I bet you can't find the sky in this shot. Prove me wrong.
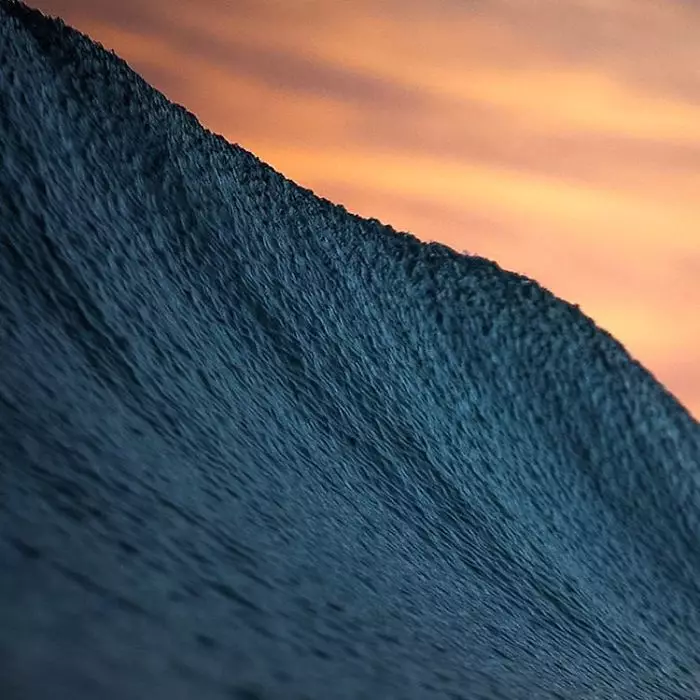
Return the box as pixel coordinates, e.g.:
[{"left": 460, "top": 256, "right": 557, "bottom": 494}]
[{"left": 30, "top": 0, "right": 700, "bottom": 418}]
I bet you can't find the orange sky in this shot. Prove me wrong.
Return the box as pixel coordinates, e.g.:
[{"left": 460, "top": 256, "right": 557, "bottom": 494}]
[{"left": 31, "top": 0, "right": 700, "bottom": 418}]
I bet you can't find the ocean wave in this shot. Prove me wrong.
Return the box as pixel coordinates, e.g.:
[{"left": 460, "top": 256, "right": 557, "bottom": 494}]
[{"left": 1, "top": 2, "right": 699, "bottom": 698}]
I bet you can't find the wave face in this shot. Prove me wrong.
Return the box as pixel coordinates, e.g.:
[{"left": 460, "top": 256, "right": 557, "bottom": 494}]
[{"left": 1, "top": 2, "right": 699, "bottom": 698}]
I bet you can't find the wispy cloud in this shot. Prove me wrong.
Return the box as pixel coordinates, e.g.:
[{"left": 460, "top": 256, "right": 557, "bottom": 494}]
[{"left": 32, "top": 0, "right": 700, "bottom": 416}]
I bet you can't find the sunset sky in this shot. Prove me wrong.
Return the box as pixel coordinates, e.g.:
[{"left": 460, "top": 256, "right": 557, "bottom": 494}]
[{"left": 31, "top": 0, "right": 700, "bottom": 417}]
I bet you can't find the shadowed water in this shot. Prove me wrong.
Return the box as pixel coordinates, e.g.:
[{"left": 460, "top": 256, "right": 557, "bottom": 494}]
[{"left": 1, "top": 2, "right": 699, "bottom": 698}]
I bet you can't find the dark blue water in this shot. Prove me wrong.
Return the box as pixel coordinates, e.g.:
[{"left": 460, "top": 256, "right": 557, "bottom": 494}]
[{"left": 1, "top": 2, "right": 699, "bottom": 698}]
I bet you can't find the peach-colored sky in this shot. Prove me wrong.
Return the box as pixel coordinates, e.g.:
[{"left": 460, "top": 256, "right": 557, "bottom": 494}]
[{"left": 31, "top": 0, "right": 700, "bottom": 418}]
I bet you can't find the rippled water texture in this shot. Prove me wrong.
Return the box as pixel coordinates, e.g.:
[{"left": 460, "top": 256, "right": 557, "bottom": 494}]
[{"left": 1, "top": 2, "right": 699, "bottom": 698}]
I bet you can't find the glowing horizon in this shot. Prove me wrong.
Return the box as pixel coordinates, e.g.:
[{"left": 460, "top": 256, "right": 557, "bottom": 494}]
[{"left": 30, "top": 0, "right": 700, "bottom": 417}]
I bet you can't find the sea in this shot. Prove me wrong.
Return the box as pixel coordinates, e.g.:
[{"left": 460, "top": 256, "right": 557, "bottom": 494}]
[{"left": 1, "top": 2, "right": 699, "bottom": 698}]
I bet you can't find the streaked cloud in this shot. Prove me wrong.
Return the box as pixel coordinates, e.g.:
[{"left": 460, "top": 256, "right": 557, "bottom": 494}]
[{"left": 32, "top": 0, "right": 700, "bottom": 416}]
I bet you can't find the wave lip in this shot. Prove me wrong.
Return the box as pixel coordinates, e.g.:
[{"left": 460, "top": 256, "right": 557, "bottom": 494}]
[{"left": 1, "top": 1, "right": 699, "bottom": 698}]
